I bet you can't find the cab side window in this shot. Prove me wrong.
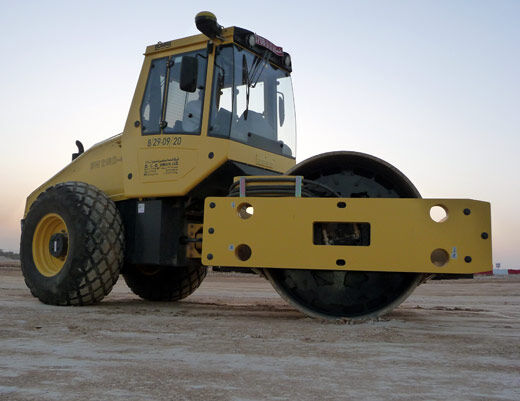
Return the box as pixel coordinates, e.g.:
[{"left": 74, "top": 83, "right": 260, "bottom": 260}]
[
  {"left": 140, "top": 58, "right": 168, "bottom": 135},
  {"left": 140, "top": 50, "right": 207, "bottom": 136}
]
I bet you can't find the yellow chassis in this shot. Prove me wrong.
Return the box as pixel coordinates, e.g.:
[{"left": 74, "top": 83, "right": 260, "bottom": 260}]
[{"left": 202, "top": 197, "right": 492, "bottom": 274}]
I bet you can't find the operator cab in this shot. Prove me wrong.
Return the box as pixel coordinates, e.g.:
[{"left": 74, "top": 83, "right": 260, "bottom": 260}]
[{"left": 139, "top": 18, "right": 296, "bottom": 159}]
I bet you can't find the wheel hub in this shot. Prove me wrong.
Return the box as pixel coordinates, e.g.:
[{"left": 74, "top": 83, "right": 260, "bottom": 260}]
[{"left": 49, "top": 233, "right": 68, "bottom": 258}]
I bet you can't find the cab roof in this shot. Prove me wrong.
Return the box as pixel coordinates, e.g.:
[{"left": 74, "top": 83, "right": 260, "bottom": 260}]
[
  {"left": 144, "top": 26, "right": 292, "bottom": 72},
  {"left": 144, "top": 26, "right": 236, "bottom": 56}
]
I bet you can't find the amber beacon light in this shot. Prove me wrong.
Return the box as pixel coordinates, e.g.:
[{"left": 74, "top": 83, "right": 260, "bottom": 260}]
[{"left": 195, "top": 11, "right": 223, "bottom": 39}]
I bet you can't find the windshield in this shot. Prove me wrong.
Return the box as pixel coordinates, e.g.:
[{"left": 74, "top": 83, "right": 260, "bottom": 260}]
[{"left": 209, "top": 45, "right": 296, "bottom": 158}]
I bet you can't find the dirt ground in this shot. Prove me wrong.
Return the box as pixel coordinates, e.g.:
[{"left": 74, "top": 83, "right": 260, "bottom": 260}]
[{"left": 0, "top": 266, "right": 519, "bottom": 401}]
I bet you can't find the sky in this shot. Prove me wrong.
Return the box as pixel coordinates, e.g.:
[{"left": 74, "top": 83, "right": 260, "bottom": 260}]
[{"left": 0, "top": 1, "right": 518, "bottom": 268}]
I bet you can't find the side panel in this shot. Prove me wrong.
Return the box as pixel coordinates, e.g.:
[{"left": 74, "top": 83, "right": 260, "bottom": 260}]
[
  {"left": 121, "top": 135, "right": 294, "bottom": 198},
  {"left": 202, "top": 197, "right": 492, "bottom": 274},
  {"left": 24, "top": 135, "right": 124, "bottom": 216}
]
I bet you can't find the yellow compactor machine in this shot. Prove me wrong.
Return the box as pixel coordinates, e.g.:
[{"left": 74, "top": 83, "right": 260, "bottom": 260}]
[{"left": 20, "top": 12, "right": 492, "bottom": 320}]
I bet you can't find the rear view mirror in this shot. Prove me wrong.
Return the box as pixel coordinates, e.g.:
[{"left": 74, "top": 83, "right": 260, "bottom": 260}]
[{"left": 180, "top": 56, "right": 198, "bottom": 92}]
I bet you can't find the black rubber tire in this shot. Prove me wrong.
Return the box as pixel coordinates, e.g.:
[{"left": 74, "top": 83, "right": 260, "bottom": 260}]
[
  {"left": 20, "top": 182, "right": 124, "bottom": 305},
  {"left": 122, "top": 263, "right": 207, "bottom": 302}
]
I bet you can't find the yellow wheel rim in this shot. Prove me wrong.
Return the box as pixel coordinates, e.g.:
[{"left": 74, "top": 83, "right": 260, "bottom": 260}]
[{"left": 32, "top": 213, "right": 69, "bottom": 277}]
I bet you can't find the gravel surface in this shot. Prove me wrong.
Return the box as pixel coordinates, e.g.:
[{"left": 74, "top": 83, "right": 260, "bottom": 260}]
[{"left": 1, "top": 267, "right": 519, "bottom": 401}]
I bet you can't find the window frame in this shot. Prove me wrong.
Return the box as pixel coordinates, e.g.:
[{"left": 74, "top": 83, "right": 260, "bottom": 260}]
[
  {"left": 140, "top": 49, "right": 208, "bottom": 136},
  {"left": 207, "top": 45, "right": 235, "bottom": 139},
  {"left": 140, "top": 57, "right": 169, "bottom": 136}
]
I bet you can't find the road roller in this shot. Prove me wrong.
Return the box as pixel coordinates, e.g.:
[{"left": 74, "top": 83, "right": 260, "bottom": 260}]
[{"left": 20, "top": 12, "right": 492, "bottom": 320}]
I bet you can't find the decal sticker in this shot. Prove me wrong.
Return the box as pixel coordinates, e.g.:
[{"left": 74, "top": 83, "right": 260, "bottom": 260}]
[
  {"left": 146, "top": 137, "right": 182, "bottom": 147},
  {"left": 451, "top": 247, "right": 458, "bottom": 259},
  {"left": 154, "top": 41, "right": 172, "bottom": 50},
  {"left": 143, "top": 157, "right": 180, "bottom": 176},
  {"left": 90, "top": 156, "right": 122, "bottom": 170}
]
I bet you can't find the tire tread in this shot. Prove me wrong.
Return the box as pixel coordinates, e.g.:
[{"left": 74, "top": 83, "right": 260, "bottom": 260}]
[
  {"left": 123, "top": 264, "right": 206, "bottom": 302},
  {"left": 21, "top": 182, "right": 124, "bottom": 306}
]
